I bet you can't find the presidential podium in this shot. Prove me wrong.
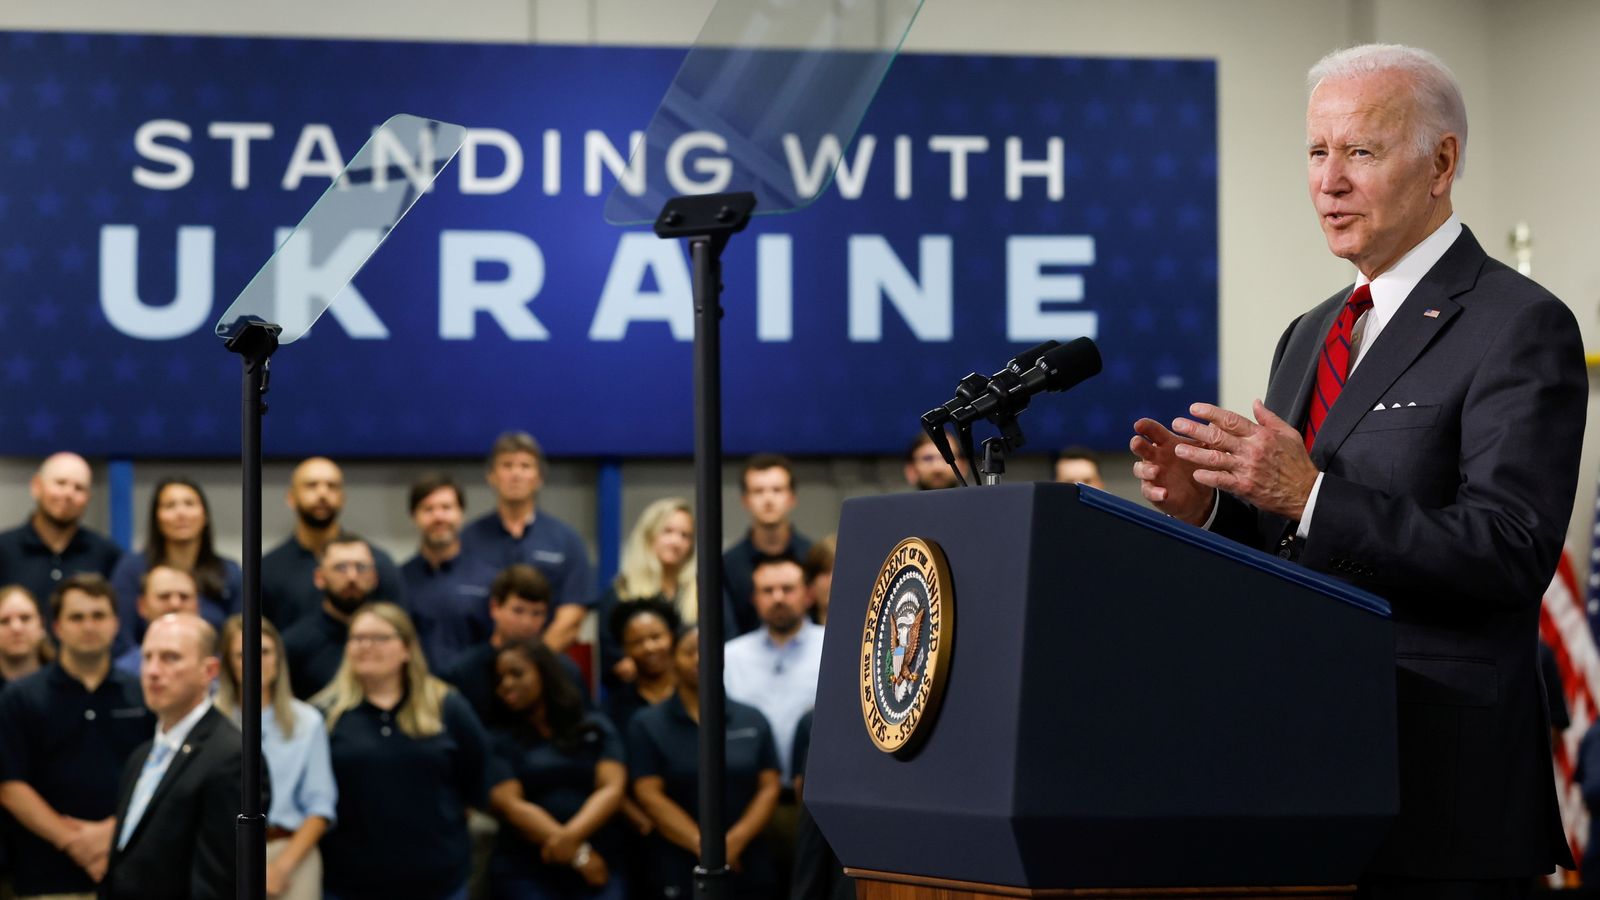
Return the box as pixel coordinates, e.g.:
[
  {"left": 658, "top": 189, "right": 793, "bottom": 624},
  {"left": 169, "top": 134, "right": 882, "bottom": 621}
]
[{"left": 805, "top": 483, "right": 1398, "bottom": 899}]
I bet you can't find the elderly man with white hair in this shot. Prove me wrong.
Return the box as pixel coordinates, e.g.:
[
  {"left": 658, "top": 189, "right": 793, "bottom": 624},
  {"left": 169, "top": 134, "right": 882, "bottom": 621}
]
[{"left": 1133, "top": 44, "right": 1583, "bottom": 893}]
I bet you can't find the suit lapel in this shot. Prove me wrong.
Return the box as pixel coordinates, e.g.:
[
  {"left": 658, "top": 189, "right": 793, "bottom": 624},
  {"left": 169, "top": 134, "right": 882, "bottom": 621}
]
[
  {"left": 121, "top": 708, "right": 216, "bottom": 850},
  {"left": 1267, "top": 298, "right": 1343, "bottom": 428},
  {"left": 1300, "top": 227, "right": 1486, "bottom": 467}
]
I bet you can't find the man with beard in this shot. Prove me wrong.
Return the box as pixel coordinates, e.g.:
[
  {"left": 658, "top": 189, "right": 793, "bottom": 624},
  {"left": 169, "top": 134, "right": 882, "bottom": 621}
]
[
  {"left": 401, "top": 473, "right": 497, "bottom": 672},
  {"left": 902, "top": 432, "right": 968, "bottom": 491},
  {"left": 261, "top": 457, "right": 405, "bottom": 632},
  {"left": 281, "top": 536, "right": 381, "bottom": 699},
  {"left": 722, "top": 557, "right": 822, "bottom": 783},
  {"left": 0, "top": 453, "right": 122, "bottom": 608}
]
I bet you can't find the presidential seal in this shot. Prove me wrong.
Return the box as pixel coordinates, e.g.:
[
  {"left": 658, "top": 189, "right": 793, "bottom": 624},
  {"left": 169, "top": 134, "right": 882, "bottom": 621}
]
[{"left": 860, "top": 536, "right": 953, "bottom": 754}]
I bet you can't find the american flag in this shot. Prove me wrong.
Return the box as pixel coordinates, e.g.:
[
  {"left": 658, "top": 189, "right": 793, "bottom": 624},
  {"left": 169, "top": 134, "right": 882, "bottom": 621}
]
[{"left": 1540, "top": 538, "right": 1600, "bottom": 886}]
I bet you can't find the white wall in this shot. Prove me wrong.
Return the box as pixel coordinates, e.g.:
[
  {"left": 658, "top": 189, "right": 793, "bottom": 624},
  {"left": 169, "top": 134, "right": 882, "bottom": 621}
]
[{"left": 3, "top": 0, "right": 1598, "bottom": 568}]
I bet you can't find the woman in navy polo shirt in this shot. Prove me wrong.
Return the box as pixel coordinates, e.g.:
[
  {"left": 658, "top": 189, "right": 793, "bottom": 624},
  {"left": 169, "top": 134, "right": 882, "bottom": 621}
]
[
  {"left": 627, "top": 625, "right": 781, "bottom": 899},
  {"left": 487, "top": 639, "right": 627, "bottom": 899},
  {"left": 109, "top": 477, "right": 241, "bottom": 649},
  {"left": 313, "top": 602, "right": 490, "bottom": 900}
]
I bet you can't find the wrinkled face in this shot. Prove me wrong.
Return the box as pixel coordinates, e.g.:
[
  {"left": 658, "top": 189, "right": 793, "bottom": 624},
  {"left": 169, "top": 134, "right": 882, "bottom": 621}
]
[
  {"left": 495, "top": 649, "right": 543, "bottom": 713},
  {"left": 138, "top": 566, "right": 200, "bottom": 622},
  {"left": 141, "top": 616, "right": 217, "bottom": 721},
  {"left": 227, "top": 630, "right": 281, "bottom": 693},
  {"left": 314, "top": 542, "right": 378, "bottom": 614},
  {"left": 1306, "top": 73, "right": 1453, "bottom": 279},
  {"left": 752, "top": 560, "right": 811, "bottom": 635},
  {"left": 53, "top": 589, "right": 117, "bottom": 657},
  {"left": 156, "top": 483, "right": 206, "bottom": 544},
  {"left": 489, "top": 594, "right": 550, "bottom": 643},
  {"left": 413, "top": 486, "right": 464, "bottom": 550},
  {"left": 673, "top": 628, "right": 700, "bottom": 691},
  {"left": 0, "top": 591, "right": 46, "bottom": 659},
  {"left": 1054, "top": 458, "right": 1105, "bottom": 489},
  {"left": 288, "top": 458, "right": 344, "bottom": 529},
  {"left": 488, "top": 451, "right": 542, "bottom": 506},
  {"left": 741, "top": 467, "right": 795, "bottom": 527},
  {"left": 346, "top": 612, "right": 409, "bottom": 682},
  {"left": 621, "top": 612, "right": 674, "bottom": 679},
  {"left": 906, "top": 442, "right": 957, "bottom": 490},
  {"left": 651, "top": 510, "right": 694, "bottom": 570},
  {"left": 31, "top": 454, "right": 92, "bottom": 529}
]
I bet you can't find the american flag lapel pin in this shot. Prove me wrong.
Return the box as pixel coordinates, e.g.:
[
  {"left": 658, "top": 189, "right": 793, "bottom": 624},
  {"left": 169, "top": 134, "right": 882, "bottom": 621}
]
[{"left": 1423, "top": 309, "right": 1440, "bottom": 318}]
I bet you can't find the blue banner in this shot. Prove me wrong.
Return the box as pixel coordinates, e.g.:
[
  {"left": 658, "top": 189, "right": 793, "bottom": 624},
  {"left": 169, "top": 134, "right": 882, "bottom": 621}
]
[{"left": 0, "top": 32, "right": 1216, "bottom": 458}]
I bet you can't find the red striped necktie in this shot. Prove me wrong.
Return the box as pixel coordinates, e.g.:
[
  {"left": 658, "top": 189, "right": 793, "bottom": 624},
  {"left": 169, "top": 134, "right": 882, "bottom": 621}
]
[{"left": 1304, "top": 283, "right": 1374, "bottom": 452}]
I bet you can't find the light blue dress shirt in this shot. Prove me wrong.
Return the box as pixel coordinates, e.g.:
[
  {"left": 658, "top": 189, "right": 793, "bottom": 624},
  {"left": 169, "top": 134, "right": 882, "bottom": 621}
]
[
  {"left": 723, "top": 619, "right": 825, "bottom": 781},
  {"left": 253, "top": 698, "right": 338, "bottom": 830}
]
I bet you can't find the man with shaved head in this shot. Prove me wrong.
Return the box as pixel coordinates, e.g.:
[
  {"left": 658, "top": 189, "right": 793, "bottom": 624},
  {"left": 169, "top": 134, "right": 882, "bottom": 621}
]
[
  {"left": 0, "top": 452, "right": 122, "bottom": 608},
  {"left": 260, "top": 456, "right": 405, "bottom": 632},
  {"left": 104, "top": 612, "right": 259, "bottom": 900}
]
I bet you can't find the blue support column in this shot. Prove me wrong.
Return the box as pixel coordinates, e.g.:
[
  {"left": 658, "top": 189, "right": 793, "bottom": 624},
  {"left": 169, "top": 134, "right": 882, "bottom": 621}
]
[
  {"left": 108, "top": 459, "right": 135, "bottom": 551},
  {"left": 597, "top": 459, "right": 623, "bottom": 589}
]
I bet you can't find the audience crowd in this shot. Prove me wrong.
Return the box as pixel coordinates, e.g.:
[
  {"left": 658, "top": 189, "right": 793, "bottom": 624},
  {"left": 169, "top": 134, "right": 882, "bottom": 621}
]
[{"left": 0, "top": 434, "right": 1092, "bottom": 899}]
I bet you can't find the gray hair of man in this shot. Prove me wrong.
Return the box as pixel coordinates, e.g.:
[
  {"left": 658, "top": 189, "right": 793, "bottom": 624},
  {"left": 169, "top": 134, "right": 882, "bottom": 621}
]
[{"left": 1306, "top": 43, "right": 1469, "bottom": 178}]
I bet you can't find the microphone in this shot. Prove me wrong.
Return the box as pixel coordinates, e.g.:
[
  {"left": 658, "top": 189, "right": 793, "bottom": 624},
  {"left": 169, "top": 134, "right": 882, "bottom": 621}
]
[{"left": 951, "top": 337, "right": 1102, "bottom": 425}]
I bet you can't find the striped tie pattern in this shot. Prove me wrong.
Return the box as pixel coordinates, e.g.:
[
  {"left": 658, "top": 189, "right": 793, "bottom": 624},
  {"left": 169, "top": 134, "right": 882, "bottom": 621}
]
[{"left": 1304, "top": 283, "right": 1374, "bottom": 452}]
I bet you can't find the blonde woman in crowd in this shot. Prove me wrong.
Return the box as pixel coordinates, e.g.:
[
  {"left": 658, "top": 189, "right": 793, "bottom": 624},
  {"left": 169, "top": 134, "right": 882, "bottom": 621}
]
[
  {"left": 0, "top": 584, "right": 53, "bottom": 689},
  {"left": 595, "top": 498, "right": 697, "bottom": 688},
  {"left": 313, "top": 602, "right": 489, "bottom": 900},
  {"left": 217, "top": 615, "right": 336, "bottom": 900}
]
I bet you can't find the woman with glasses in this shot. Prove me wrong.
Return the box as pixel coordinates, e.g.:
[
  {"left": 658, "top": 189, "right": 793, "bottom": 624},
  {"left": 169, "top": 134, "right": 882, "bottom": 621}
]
[
  {"left": 217, "top": 615, "right": 337, "bottom": 900},
  {"left": 313, "top": 602, "right": 490, "bottom": 900}
]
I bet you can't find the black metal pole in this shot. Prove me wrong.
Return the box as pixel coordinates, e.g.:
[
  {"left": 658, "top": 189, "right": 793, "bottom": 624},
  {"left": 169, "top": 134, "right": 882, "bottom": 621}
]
[
  {"left": 225, "top": 321, "right": 279, "bottom": 900},
  {"left": 690, "top": 232, "right": 729, "bottom": 900},
  {"left": 653, "top": 192, "right": 753, "bottom": 900}
]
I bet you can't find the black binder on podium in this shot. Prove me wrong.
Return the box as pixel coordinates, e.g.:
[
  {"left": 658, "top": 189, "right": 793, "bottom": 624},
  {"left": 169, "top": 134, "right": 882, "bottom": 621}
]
[{"left": 805, "top": 482, "right": 1398, "bottom": 895}]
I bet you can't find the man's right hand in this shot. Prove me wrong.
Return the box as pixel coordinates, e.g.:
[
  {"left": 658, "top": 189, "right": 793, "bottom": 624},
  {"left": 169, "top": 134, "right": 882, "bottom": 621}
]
[
  {"left": 1131, "top": 417, "right": 1215, "bottom": 526},
  {"left": 60, "top": 817, "right": 112, "bottom": 880}
]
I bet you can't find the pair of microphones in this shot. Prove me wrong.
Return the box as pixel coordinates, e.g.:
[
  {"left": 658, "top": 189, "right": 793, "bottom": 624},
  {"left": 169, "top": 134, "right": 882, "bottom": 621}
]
[{"left": 921, "top": 338, "right": 1103, "bottom": 486}]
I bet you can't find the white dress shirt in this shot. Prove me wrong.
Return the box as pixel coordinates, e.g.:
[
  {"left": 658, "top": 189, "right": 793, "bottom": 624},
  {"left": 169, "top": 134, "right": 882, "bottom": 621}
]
[
  {"left": 1297, "top": 213, "right": 1462, "bottom": 537},
  {"left": 116, "top": 698, "right": 213, "bottom": 849}
]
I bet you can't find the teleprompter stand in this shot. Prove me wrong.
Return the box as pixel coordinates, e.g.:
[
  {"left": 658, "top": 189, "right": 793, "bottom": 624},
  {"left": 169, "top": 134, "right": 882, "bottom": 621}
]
[
  {"left": 653, "top": 191, "right": 757, "bottom": 900},
  {"left": 223, "top": 319, "right": 280, "bottom": 900}
]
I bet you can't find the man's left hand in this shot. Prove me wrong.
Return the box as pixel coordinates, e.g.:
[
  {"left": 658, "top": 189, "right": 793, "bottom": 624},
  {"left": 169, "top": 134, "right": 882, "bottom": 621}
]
[{"left": 1170, "top": 400, "right": 1319, "bottom": 521}]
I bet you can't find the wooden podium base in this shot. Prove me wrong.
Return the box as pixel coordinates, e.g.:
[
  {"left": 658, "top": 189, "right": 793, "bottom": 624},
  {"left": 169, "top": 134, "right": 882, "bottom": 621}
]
[{"left": 846, "top": 869, "right": 1356, "bottom": 900}]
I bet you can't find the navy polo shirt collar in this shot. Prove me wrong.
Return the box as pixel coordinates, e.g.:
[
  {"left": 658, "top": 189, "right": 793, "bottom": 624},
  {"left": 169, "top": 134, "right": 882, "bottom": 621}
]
[{"left": 19, "top": 518, "right": 89, "bottom": 555}]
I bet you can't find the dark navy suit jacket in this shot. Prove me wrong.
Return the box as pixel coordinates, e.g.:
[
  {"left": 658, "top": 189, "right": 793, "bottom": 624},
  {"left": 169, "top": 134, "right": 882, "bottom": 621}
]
[{"left": 1214, "top": 226, "right": 1585, "bottom": 879}]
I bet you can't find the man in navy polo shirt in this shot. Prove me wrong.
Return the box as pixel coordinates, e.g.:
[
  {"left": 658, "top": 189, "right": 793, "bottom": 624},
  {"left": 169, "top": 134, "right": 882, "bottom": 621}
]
[
  {"left": 439, "top": 563, "right": 588, "bottom": 724},
  {"left": 260, "top": 457, "right": 406, "bottom": 632},
  {"left": 400, "top": 473, "right": 496, "bottom": 673},
  {"left": 459, "top": 432, "right": 593, "bottom": 652},
  {"left": 722, "top": 454, "right": 812, "bottom": 636},
  {"left": 281, "top": 535, "right": 380, "bottom": 699},
  {"left": 0, "top": 573, "right": 153, "bottom": 898},
  {"left": 0, "top": 453, "right": 122, "bottom": 610}
]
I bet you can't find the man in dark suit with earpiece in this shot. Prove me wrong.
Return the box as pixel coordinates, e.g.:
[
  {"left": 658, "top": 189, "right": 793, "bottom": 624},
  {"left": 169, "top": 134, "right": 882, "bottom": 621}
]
[{"left": 103, "top": 613, "right": 256, "bottom": 900}]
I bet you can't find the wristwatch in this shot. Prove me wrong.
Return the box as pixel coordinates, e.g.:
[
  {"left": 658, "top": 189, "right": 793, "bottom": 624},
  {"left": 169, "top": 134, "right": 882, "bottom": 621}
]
[{"left": 572, "top": 842, "right": 593, "bottom": 869}]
